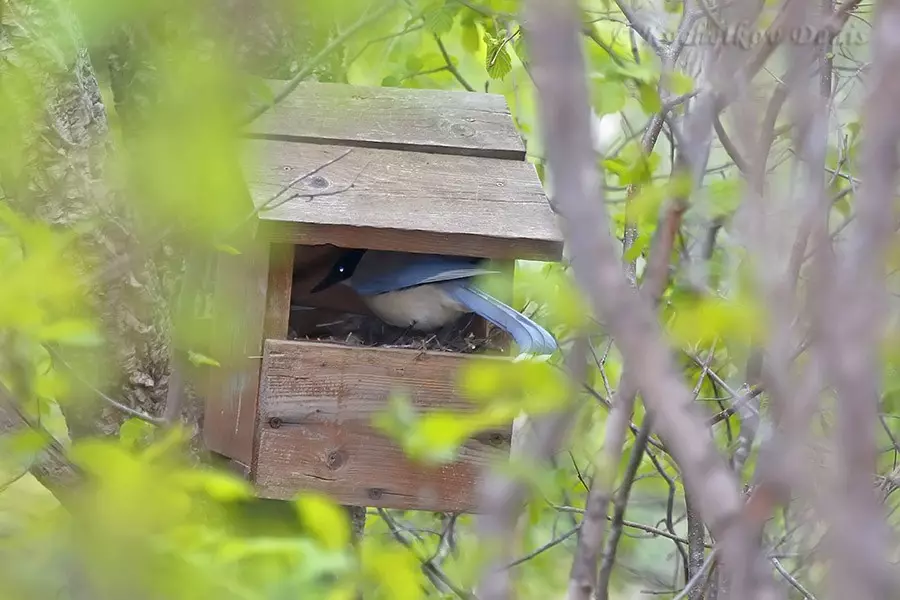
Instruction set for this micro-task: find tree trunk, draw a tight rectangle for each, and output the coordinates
[1,0,171,444]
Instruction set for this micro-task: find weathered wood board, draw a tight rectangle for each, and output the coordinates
[245,81,527,160]
[201,238,271,468]
[254,340,511,511]
[243,139,563,261]
[202,240,297,468]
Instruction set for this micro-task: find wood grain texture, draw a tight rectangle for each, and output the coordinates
[263,243,295,339]
[245,81,526,160]
[243,140,563,261]
[201,237,271,466]
[255,340,511,511]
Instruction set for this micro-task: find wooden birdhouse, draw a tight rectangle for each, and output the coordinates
[201,81,563,513]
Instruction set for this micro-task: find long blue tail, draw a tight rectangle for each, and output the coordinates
[444,283,558,356]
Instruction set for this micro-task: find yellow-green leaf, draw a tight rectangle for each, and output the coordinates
[295,493,351,551]
[188,350,220,368]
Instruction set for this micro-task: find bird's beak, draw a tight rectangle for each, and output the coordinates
[310,272,341,293]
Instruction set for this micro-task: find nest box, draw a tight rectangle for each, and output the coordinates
[201,81,563,512]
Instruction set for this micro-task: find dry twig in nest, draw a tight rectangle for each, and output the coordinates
[288,307,508,354]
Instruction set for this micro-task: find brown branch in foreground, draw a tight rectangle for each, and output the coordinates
[819,0,900,596]
[521,4,777,600]
[0,381,81,503]
[596,415,653,600]
[474,337,588,600]
[567,5,720,597]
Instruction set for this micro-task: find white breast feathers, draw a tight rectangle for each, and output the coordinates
[362,284,469,330]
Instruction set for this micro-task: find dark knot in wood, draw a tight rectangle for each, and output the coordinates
[308,175,329,188]
[268,417,283,429]
[449,122,475,138]
[326,450,344,470]
[367,487,384,500]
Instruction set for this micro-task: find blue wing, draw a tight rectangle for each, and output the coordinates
[443,282,558,356]
[347,250,558,356]
[347,250,498,295]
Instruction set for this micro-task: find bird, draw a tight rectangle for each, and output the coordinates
[309,248,558,357]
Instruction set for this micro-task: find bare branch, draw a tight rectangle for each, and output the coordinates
[522,3,774,600]
[817,0,900,595]
[434,35,476,92]
[770,557,817,600]
[475,337,588,600]
[672,549,719,600]
[504,525,580,569]
[48,347,164,426]
[0,381,81,502]
[596,416,653,599]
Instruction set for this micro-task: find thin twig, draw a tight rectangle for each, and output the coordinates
[552,504,712,548]
[597,416,654,599]
[505,525,580,569]
[242,2,399,124]
[434,35,475,92]
[377,509,472,599]
[672,550,719,600]
[770,557,817,600]
[47,347,164,426]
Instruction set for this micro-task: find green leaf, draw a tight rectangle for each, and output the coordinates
[424,1,459,36]
[405,55,423,73]
[624,230,652,262]
[591,78,627,115]
[708,177,743,217]
[1,428,49,460]
[295,493,351,550]
[609,61,657,84]
[213,242,241,255]
[460,15,481,52]
[484,33,512,80]
[604,141,661,185]
[119,417,156,449]
[638,82,662,114]
[670,71,694,95]
[666,296,764,347]
[173,469,254,502]
[38,319,102,347]
[381,75,401,87]
[361,538,424,600]
[187,350,220,368]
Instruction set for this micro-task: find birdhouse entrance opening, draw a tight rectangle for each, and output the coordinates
[288,244,511,355]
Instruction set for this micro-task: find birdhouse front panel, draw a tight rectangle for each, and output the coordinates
[202,81,563,513]
[254,341,509,511]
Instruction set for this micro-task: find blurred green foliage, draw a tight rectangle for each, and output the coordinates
[0,0,888,599]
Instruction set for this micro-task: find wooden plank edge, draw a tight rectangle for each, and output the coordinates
[252,478,487,514]
[255,222,565,263]
[242,132,527,162]
[262,337,513,364]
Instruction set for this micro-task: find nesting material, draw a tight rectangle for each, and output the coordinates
[287,305,507,354]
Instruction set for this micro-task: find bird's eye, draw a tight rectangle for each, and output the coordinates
[338,266,344,273]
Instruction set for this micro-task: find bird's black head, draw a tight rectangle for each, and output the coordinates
[310,248,366,293]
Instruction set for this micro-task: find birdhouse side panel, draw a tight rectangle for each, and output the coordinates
[202,240,272,466]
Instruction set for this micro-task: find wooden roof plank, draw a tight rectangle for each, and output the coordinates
[244,81,527,160]
[243,139,563,261]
